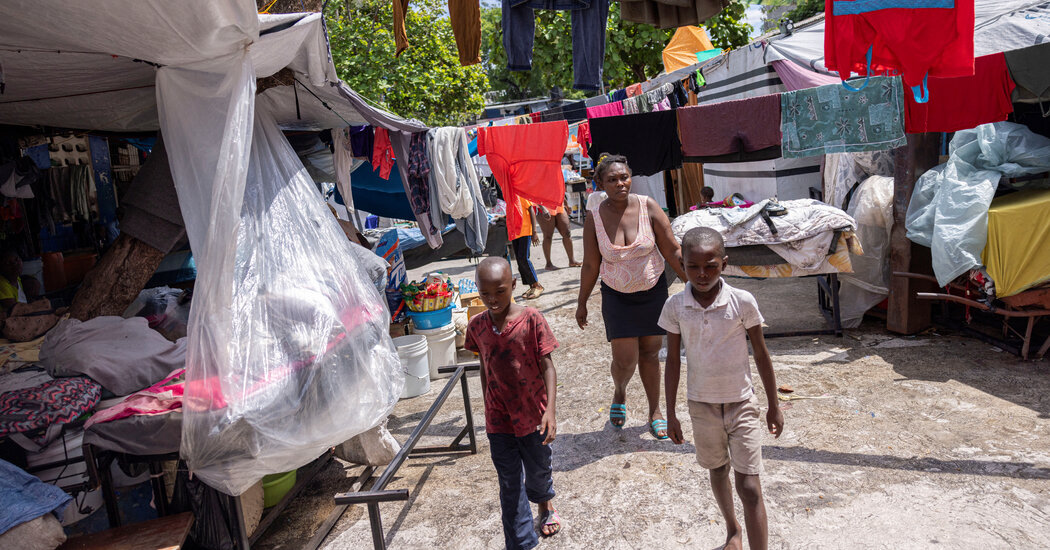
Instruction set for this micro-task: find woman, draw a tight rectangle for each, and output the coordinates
[576,155,686,440]
[536,201,581,270]
[0,249,40,312]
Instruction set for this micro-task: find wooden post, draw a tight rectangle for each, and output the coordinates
[887,133,941,334]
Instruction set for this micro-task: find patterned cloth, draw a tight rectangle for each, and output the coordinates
[781,76,907,158]
[0,377,101,445]
[464,308,558,437]
[406,132,435,234]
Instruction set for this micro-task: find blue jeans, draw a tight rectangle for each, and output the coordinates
[512,236,538,286]
[488,431,555,550]
[501,0,610,90]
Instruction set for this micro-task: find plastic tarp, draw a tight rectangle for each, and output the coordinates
[349,162,416,221]
[906,122,1050,287]
[839,176,894,328]
[764,1,1050,75]
[169,98,402,495]
[982,189,1050,297]
[662,26,715,73]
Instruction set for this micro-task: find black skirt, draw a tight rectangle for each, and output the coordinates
[600,274,668,341]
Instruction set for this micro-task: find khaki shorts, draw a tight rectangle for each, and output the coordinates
[688,398,763,475]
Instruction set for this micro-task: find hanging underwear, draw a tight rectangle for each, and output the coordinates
[825,0,974,103]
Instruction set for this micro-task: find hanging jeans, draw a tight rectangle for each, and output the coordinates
[502,0,610,90]
[512,236,539,286]
[488,431,555,550]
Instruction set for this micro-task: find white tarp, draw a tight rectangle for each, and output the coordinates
[765,0,1050,74]
[0,1,409,495]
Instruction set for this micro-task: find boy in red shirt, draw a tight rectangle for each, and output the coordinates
[464,257,561,549]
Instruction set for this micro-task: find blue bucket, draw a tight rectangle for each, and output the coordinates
[406,305,454,330]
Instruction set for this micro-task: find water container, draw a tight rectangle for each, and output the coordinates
[393,335,430,398]
[414,323,457,379]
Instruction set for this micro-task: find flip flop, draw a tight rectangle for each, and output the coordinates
[609,404,627,428]
[649,419,669,440]
[523,287,544,300]
[539,508,562,537]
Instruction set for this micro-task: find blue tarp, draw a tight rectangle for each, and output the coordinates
[350,161,415,221]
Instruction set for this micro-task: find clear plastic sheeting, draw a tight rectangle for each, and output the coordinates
[905,122,1050,287]
[167,95,403,495]
[839,176,894,328]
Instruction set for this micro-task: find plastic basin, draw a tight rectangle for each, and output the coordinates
[406,305,454,330]
[262,470,296,508]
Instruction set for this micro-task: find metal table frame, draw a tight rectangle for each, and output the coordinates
[313,362,479,550]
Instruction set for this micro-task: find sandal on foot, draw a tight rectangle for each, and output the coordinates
[523,287,544,300]
[609,404,627,428]
[539,509,562,537]
[649,419,669,440]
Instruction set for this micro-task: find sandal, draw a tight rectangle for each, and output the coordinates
[649,419,669,440]
[539,508,562,537]
[609,404,627,428]
[523,286,544,300]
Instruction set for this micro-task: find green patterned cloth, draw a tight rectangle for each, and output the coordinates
[781,76,906,158]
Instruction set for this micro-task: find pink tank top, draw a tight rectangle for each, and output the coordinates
[595,194,665,294]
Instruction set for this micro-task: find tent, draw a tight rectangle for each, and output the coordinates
[662,26,715,73]
[690,0,1050,203]
[0,0,415,495]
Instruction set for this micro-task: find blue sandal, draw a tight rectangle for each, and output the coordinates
[609,404,627,428]
[649,419,669,440]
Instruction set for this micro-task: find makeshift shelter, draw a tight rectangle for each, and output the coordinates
[662,26,715,73]
[0,0,411,501]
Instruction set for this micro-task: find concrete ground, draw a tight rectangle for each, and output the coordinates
[256,225,1050,550]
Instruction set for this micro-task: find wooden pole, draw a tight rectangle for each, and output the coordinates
[887,133,941,334]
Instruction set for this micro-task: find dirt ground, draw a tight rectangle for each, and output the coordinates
[256,225,1050,550]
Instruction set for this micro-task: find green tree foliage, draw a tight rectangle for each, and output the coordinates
[704,1,753,50]
[481,2,753,101]
[325,0,489,126]
[784,0,824,23]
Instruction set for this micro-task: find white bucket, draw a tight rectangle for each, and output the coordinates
[414,322,457,379]
[393,335,430,398]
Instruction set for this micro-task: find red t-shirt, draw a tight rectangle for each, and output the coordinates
[905,53,1015,134]
[464,307,559,437]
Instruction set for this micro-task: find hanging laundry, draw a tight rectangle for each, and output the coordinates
[393,0,410,56]
[577,121,591,159]
[588,110,683,177]
[350,125,375,158]
[905,53,1015,134]
[771,60,841,92]
[530,112,543,123]
[620,0,728,29]
[678,93,782,163]
[609,89,628,103]
[373,127,395,179]
[516,114,533,124]
[561,100,588,123]
[478,121,569,241]
[332,127,356,209]
[501,0,609,90]
[668,81,689,109]
[587,101,625,119]
[449,0,482,65]
[426,127,489,253]
[781,76,907,159]
[1005,42,1050,108]
[406,132,435,236]
[824,0,975,102]
[626,83,644,97]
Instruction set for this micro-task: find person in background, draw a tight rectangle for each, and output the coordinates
[465,257,562,547]
[536,201,581,270]
[575,154,688,440]
[513,198,544,300]
[700,186,715,206]
[661,227,784,550]
[0,248,41,311]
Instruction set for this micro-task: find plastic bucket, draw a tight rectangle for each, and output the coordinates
[406,305,453,330]
[262,470,296,508]
[414,323,456,379]
[393,335,430,398]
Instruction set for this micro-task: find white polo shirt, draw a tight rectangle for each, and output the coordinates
[658,279,764,404]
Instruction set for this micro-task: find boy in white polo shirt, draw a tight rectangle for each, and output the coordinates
[659,227,784,550]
